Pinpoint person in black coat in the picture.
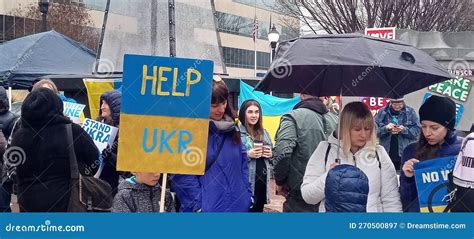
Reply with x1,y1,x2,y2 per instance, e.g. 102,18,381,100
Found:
0,86,19,139
0,86,18,212
96,90,121,195
10,88,99,212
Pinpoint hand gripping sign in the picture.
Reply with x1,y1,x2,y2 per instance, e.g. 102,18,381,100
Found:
117,54,213,175
414,156,456,212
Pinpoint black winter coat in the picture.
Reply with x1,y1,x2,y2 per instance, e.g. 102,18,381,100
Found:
11,88,99,212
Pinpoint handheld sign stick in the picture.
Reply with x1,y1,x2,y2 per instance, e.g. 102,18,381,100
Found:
160,173,168,213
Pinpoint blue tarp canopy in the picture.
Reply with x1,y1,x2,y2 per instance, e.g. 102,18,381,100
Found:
0,30,96,89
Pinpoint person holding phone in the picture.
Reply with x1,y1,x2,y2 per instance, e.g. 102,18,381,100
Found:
375,98,421,170
239,99,273,212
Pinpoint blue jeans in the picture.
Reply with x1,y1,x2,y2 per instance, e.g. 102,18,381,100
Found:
0,185,11,212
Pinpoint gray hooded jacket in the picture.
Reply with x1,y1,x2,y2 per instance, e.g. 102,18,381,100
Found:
112,178,175,212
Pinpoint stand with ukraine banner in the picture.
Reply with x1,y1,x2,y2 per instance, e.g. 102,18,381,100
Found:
117,54,213,212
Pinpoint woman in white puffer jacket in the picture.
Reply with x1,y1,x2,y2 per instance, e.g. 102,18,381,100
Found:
301,102,402,212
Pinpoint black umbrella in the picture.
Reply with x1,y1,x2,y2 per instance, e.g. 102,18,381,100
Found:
255,33,451,98
256,33,453,163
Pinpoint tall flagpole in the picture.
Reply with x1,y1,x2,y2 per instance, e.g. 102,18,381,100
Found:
254,1,257,77
269,13,272,66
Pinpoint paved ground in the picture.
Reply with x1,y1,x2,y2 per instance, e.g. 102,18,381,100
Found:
11,180,286,213
264,179,285,212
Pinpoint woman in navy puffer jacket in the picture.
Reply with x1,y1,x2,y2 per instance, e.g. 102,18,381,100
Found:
325,164,369,212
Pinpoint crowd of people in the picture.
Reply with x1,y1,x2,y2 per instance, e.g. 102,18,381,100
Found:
0,77,472,213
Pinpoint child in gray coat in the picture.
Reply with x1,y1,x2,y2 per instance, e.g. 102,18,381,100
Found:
112,172,175,212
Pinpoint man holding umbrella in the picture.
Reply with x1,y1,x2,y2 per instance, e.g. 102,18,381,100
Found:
375,98,421,170
272,93,337,212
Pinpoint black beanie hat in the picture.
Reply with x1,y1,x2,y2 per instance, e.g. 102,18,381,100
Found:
419,95,456,130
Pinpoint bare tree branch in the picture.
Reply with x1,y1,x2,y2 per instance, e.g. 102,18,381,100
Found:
10,1,99,51
274,0,474,34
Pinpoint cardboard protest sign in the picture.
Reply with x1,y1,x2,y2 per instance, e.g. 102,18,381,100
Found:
63,102,86,124
117,54,213,174
361,97,390,110
82,118,118,152
414,156,456,212
365,27,396,39
428,78,472,102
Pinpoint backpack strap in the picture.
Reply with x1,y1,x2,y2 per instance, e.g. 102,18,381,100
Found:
6,117,20,146
461,137,474,151
322,114,328,136
65,124,80,180
376,151,381,170
324,143,331,166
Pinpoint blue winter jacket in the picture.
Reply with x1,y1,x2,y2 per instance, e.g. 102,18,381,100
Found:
325,164,369,212
375,104,421,158
400,131,463,212
59,94,77,103
172,121,252,212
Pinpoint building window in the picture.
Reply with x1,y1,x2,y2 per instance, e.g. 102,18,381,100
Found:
215,11,298,41
232,0,277,12
81,0,104,10
222,47,270,70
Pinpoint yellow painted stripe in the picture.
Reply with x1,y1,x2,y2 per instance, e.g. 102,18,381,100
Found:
262,115,281,144
83,79,114,119
117,114,209,175
420,205,448,213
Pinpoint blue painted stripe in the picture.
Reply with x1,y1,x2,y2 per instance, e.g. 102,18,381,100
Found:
122,54,213,119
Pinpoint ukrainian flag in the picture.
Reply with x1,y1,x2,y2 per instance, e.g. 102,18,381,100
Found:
238,80,300,143
83,78,122,119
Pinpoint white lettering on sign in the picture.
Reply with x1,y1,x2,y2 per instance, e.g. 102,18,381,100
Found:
365,28,396,40
422,172,439,183
449,69,473,77
421,170,451,183
428,78,472,102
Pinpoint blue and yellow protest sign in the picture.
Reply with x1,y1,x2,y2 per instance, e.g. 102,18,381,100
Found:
63,102,86,124
82,118,118,152
414,156,456,212
117,54,213,175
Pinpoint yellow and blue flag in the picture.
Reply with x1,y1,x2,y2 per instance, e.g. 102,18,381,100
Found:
238,80,300,142
83,78,122,119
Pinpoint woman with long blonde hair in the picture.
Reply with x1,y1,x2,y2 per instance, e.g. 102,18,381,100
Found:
301,102,401,212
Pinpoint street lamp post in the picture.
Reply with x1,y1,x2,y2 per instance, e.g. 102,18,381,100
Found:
39,0,49,32
267,24,280,63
